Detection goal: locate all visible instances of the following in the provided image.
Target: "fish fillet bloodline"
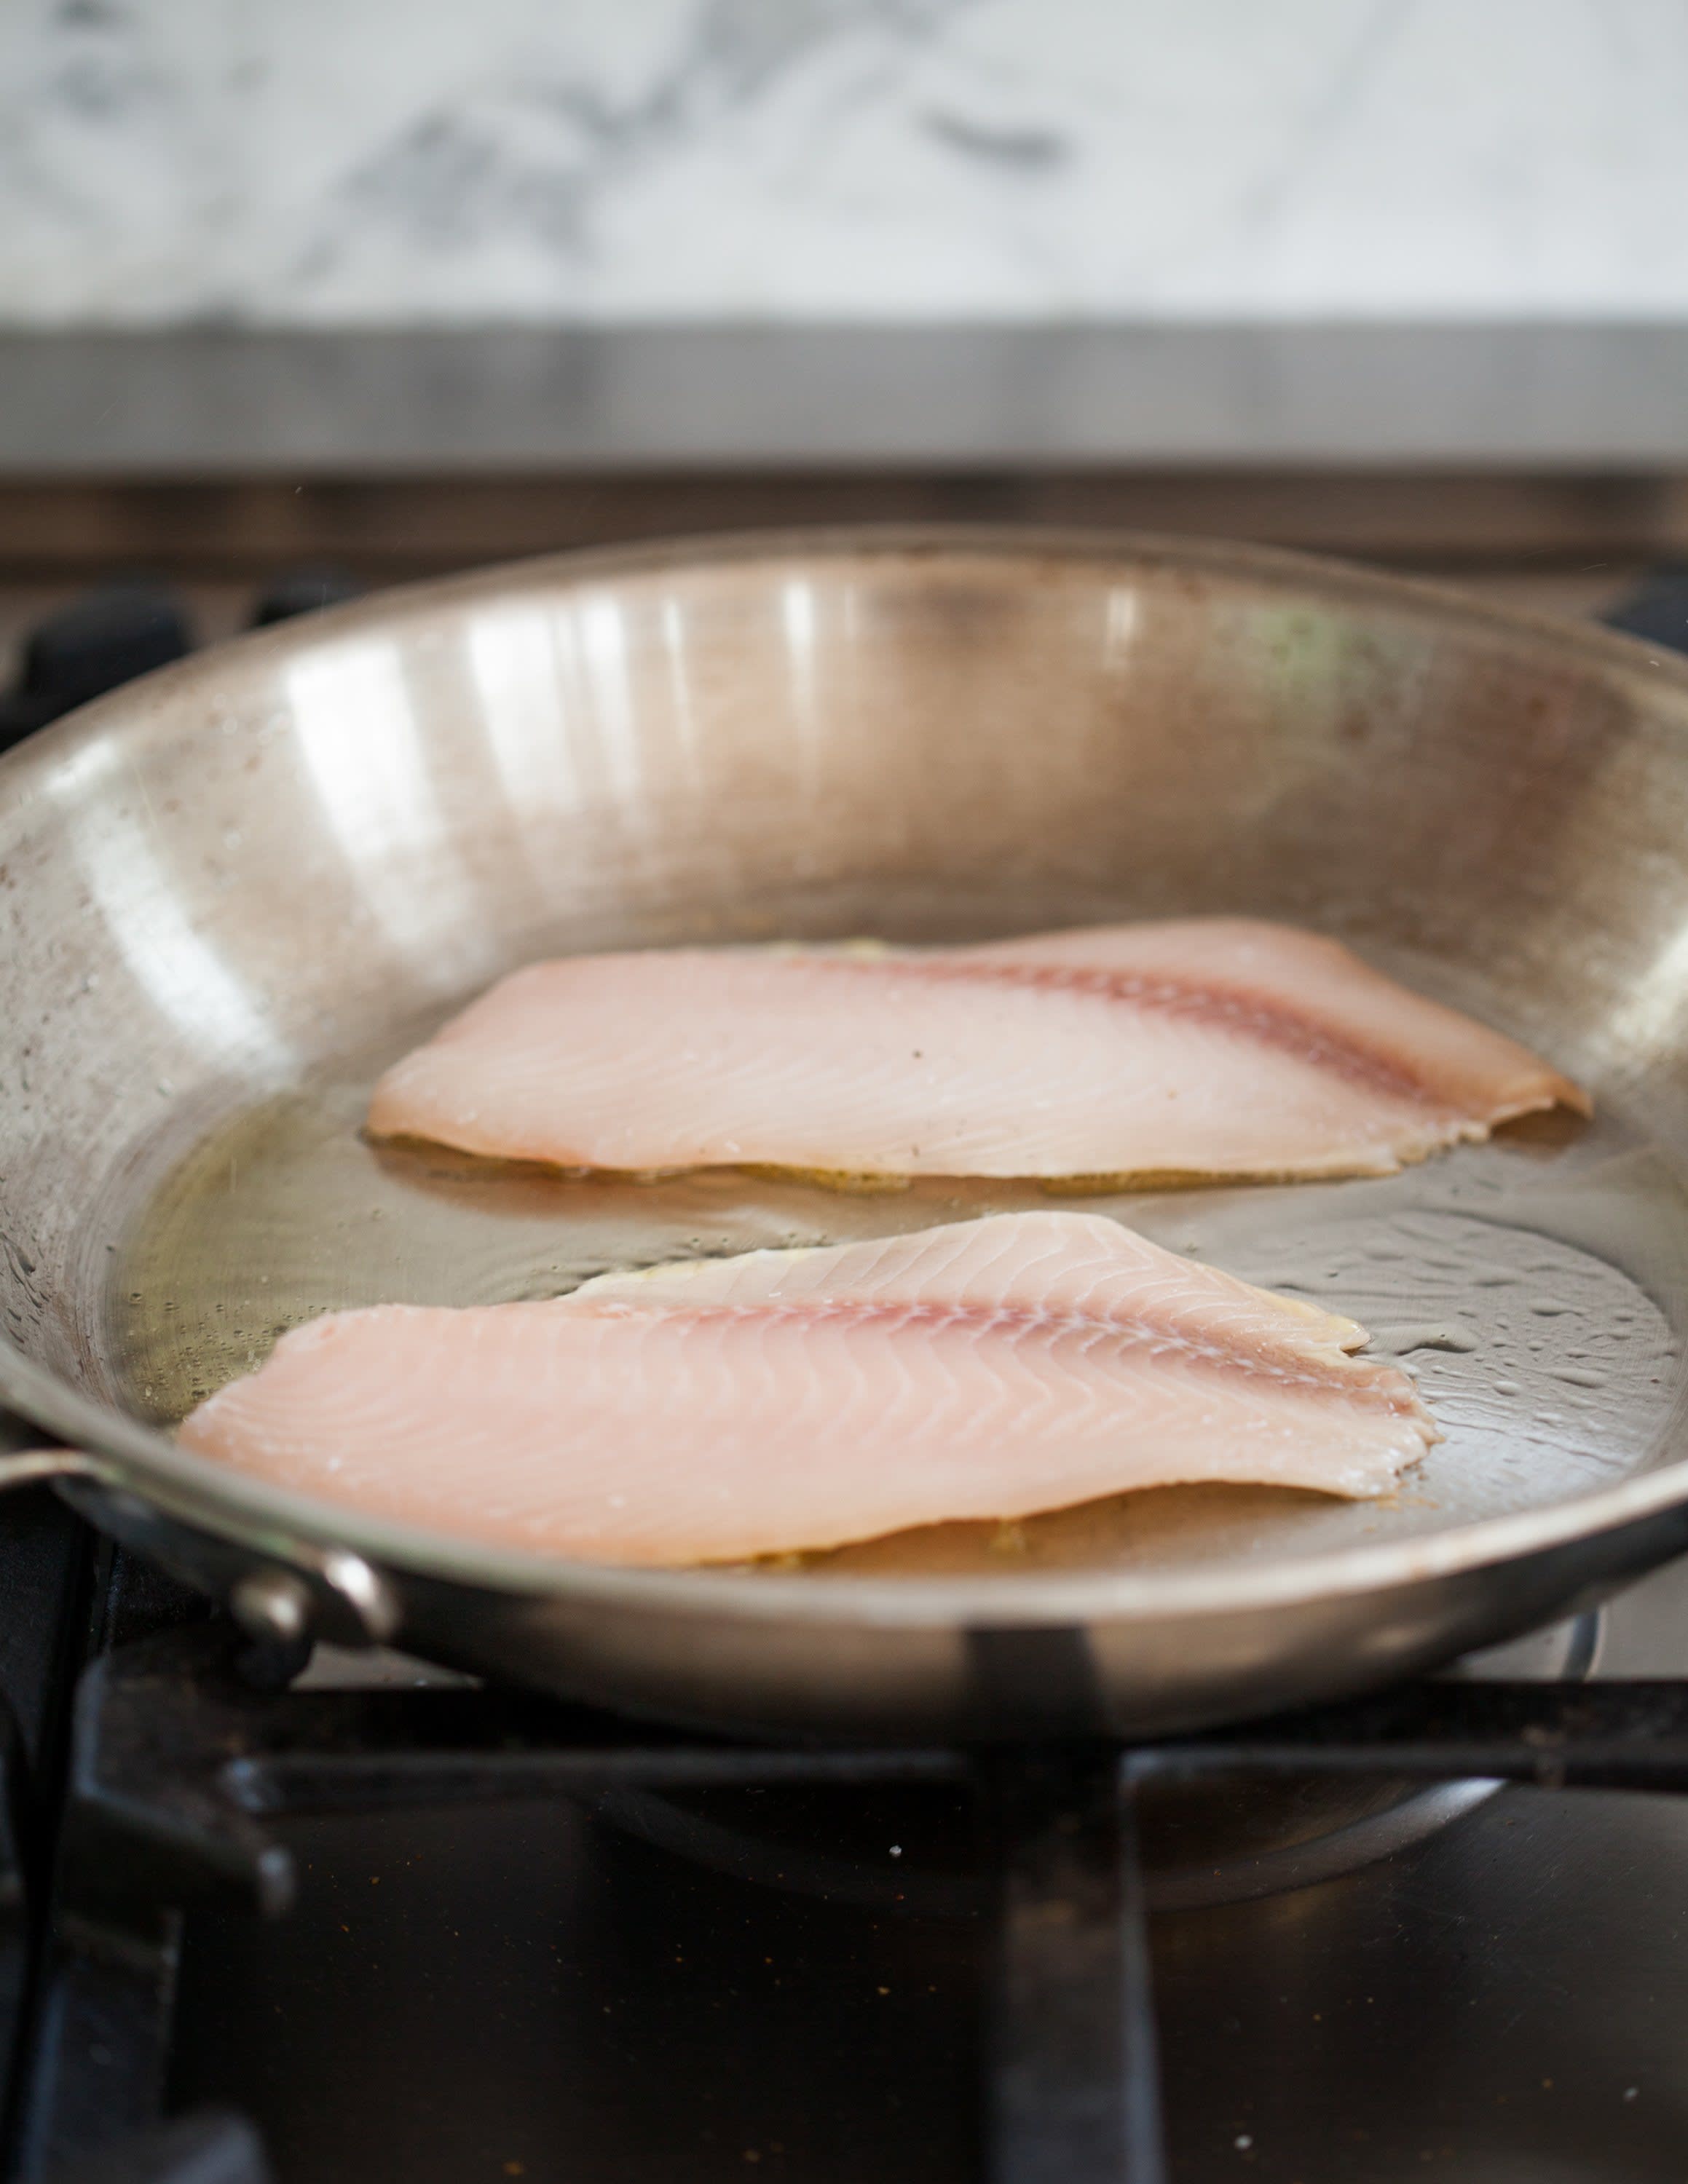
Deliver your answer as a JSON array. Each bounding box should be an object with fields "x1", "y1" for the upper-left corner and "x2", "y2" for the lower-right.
[
  {"x1": 366, "y1": 919, "x2": 1588, "y2": 1184},
  {"x1": 177, "y1": 1212, "x2": 1440, "y2": 1567},
  {"x1": 886, "y1": 959, "x2": 1435, "y2": 1105}
]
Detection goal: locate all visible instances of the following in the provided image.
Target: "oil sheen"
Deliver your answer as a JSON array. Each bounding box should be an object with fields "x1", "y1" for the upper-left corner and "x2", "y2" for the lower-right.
[{"x1": 106, "y1": 1036, "x2": 1687, "y2": 1579}]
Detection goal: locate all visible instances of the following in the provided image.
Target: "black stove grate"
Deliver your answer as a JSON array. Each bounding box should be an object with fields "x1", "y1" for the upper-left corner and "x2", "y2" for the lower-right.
[{"x1": 20, "y1": 1602, "x2": 1688, "y2": 2184}]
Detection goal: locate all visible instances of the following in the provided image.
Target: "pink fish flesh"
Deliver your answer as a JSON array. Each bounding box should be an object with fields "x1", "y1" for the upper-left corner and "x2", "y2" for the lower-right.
[
  {"x1": 366, "y1": 920, "x2": 1588, "y2": 1182},
  {"x1": 177, "y1": 1212, "x2": 1439, "y2": 1567}
]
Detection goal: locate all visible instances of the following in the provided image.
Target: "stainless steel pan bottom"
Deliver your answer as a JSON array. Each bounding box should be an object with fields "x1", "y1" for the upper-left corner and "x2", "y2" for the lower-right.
[{"x1": 106, "y1": 1027, "x2": 1686, "y2": 1589}]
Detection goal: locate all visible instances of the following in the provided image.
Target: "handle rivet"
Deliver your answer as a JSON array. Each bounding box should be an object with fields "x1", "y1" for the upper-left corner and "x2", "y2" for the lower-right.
[{"x1": 230, "y1": 1565, "x2": 313, "y2": 1646}]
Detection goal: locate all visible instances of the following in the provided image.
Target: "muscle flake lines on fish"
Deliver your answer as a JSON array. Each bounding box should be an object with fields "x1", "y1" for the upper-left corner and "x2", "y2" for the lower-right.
[
  {"x1": 178, "y1": 1212, "x2": 1438, "y2": 1567},
  {"x1": 367, "y1": 920, "x2": 1586, "y2": 1184}
]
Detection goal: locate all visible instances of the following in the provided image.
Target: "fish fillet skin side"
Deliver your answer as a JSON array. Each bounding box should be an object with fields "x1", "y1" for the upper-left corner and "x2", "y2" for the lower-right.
[
  {"x1": 366, "y1": 920, "x2": 1589, "y2": 1183},
  {"x1": 177, "y1": 1212, "x2": 1439, "y2": 1567}
]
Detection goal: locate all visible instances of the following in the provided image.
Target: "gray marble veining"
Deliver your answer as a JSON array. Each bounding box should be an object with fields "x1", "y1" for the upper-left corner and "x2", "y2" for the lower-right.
[{"x1": 2, "y1": 0, "x2": 1688, "y2": 325}]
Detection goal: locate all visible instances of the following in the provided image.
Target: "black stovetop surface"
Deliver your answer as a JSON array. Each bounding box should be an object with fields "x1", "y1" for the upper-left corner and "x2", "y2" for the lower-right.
[{"x1": 3, "y1": 1493, "x2": 1688, "y2": 2184}]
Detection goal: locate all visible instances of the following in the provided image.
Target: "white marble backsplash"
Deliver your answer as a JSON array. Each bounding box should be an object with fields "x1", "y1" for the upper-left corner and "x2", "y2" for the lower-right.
[{"x1": 3, "y1": 0, "x2": 1688, "y2": 325}]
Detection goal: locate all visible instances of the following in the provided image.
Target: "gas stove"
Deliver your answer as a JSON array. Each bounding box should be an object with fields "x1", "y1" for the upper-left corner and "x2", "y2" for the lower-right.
[
  {"x1": 10, "y1": 1517, "x2": 1688, "y2": 2184},
  {"x1": 4, "y1": 569, "x2": 1688, "y2": 2184}
]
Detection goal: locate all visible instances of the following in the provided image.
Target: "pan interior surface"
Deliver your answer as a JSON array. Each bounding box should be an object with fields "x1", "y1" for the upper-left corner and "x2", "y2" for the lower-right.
[
  {"x1": 103, "y1": 1009, "x2": 1686, "y2": 1583},
  {"x1": 9, "y1": 529, "x2": 1688, "y2": 1614}
]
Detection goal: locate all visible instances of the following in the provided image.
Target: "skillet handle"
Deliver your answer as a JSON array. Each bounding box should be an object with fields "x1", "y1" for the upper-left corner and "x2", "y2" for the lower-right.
[
  {"x1": 0, "y1": 1446, "x2": 113, "y2": 1490},
  {"x1": 0, "y1": 1442, "x2": 401, "y2": 1647}
]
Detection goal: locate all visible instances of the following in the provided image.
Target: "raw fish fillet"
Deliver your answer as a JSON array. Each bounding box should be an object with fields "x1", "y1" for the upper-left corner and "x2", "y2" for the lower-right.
[
  {"x1": 177, "y1": 1212, "x2": 1438, "y2": 1567},
  {"x1": 366, "y1": 921, "x2": 1588, "y2": 1183}
]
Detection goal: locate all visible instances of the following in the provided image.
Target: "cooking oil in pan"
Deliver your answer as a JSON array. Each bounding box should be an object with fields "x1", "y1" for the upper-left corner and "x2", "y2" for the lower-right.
[{"x1": 105, "y1": 1041, "x2": 1688, "y2": 1579}]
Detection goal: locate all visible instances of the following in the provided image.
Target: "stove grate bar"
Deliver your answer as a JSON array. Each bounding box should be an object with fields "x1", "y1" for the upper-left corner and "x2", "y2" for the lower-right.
[
  {"x1": 1135, "y1": 1677, "x2": 1688, "y2": 1795},
  {"x1": 984, "y1": 1746, "x2": 1164, "y2": 2184}
]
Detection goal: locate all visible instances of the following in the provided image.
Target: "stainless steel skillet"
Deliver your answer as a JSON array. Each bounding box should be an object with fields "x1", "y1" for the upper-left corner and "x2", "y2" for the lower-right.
[{"x1": 4, "y1": 526, "x2": 1688, "y2": 1741}]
